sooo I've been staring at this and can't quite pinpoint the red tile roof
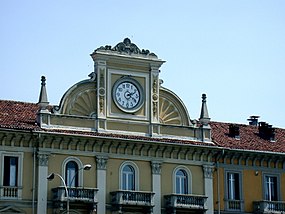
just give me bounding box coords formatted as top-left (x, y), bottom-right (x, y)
top-left (0, 100), bottom-right (39, 130)
top-left (1, 100), bottom-right (285, 154)
top-left (210, 121), bottom-right (285, 153)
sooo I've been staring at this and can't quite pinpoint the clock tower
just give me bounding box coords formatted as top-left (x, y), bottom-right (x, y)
top-left (90, 38), bottom-right (165, 135)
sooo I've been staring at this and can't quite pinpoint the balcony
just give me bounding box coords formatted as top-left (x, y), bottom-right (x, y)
top-left (51, 186), bottom-right (98, 210)
top-left (253, 200), bottom-right (285, 213)
top-left (0, 186), bottom-right (22, 199)
top-left (110, 190), bottom-right (155, 213)
top-left (225, 199), bottom-right (244, 211)
top-left (164, 194), bottom-right (207, 213)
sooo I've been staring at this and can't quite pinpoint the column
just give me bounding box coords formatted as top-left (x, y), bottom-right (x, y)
top-left (37, 152), bottom-right (50, 214)
top-left (203, 165), bottom-right (215, 214)
top-left (151, 161), bottom-right (162, 214)
top-left (96, 156), bottom-right (108, 214)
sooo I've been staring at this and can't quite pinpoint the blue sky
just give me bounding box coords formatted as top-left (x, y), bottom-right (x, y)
top-left (1, 0), bottom-right (285, 128)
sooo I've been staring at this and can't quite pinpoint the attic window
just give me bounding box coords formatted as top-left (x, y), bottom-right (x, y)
top-left (229, 124), bottom-right (240, 139)
top-left (258, 122), bottom-right (275, 142)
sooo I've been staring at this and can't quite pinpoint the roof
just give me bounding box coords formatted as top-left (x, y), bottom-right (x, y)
top-left (1, 100), bottom-right (285, 154)
top-left (0, 100), bottom-right (39, 130)
top-left (210, 121), bottom-right (285, 153)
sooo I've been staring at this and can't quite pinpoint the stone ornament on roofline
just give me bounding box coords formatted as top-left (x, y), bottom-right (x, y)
top-left (94, 38), bottom-right (157, 58)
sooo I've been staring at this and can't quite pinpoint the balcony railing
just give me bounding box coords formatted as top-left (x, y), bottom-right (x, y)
top-left (164, 194), bottom-right (207, 211)
top-left (225, 199), bottom-right (244, 211)
top-left (0, 186), bottom-right (21, 199)
top-left (110, 190), bottom-right (155, 207)
top-left (51, 186), bottom-right (98, 203)
top-left (254, 200), bottom-right (285, 213)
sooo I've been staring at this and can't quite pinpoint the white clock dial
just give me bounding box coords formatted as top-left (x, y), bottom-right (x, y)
top-left (113, 78), bottom-right (144, 113)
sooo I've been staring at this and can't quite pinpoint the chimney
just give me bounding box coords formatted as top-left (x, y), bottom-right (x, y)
top-left (258, 122), bottom-right (275, 141)
top-left (229, 124), bottom-right (240, 139)
top-left (248, 116), bottom-right (259, 126)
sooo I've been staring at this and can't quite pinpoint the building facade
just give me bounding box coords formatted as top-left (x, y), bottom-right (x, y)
top-left (0, 38), bottom-right (285, 214)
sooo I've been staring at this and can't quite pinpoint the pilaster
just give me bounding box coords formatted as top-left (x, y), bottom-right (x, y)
top-left (151, 161), bottom-right (162, 214)
top-left (37, 151), bottom-right (50, 214)
top-left (96, 155), bottom-right (108, 214)
top-left (203, 164), bottom-right (214, 214)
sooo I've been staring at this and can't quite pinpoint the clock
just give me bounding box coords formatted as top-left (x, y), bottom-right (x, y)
top-left (112, 77), bottom-right (144, 113)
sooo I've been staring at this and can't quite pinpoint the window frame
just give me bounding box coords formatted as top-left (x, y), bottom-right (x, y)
top-left (119, 161), bottom-right (139, 191)
top-left (62, 157), bottom-right (84, 188)
top-left (263, 173), bottom-right (280, 201)
top-left (224, 169), bottom-right (243, 211)
top-left (0, 152), bottom-right (23, 199)
top-left (172, 166), bottom-right (192, 195)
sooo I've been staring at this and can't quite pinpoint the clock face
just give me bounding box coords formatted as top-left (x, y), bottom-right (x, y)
top-left (113, 77), bottom-right (144, 113)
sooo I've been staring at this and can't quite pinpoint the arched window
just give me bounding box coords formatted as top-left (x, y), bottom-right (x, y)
top-left (173, 166), bottom-right (191, 195)
top-left (176, 169), bottom-right (188, 194)
top-left (122, 165), bottom-right (135, 190)
top-left (119, 161), bottom-right (139, 191)
top-left (65, 161), bottom-right (79, 187)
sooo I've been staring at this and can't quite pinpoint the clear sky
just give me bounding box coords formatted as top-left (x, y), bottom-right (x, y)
top-left (1, 1), bottom-right (285, 128)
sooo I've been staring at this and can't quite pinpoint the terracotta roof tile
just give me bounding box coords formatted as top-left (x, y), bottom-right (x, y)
top-left (1, 100), bottom-right (285, 154)
top-left (0, 100), bottom-right (39, 130)
top-left (210, 121), bottom-right (285, 153)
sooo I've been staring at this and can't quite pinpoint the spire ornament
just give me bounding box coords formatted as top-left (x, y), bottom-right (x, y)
top-left (199, 94), bottom-right (210, 126)
top-left (38, 76), bottom-right (49, 110)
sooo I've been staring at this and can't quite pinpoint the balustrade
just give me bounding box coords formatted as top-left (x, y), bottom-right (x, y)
top-left (52, 187), bottom-right (98, 203)
top-left (165, 194), bottom-right (207, 210)
top-left (111, 190), bottom-right (154, 206)
top-left (254, 200), bottom-right (285, 213)
top-left (0, 186), bottom-right (19, 198)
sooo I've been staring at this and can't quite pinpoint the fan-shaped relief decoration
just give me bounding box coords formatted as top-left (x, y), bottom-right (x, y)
top-left (159, 97), bottom-right (182, 125)
top-left (68, 89), bottom-right (97, 117)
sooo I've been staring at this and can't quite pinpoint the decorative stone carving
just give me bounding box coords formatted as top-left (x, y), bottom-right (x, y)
top-left (94, 38), bottom-right (157, 57)
top-left (151, 161), bottom-right (162, 174)
top-left (68, 89), bottom-right (97, 116)
top-left (96, 156), bottom-right (108, 170)
top-left (37, 152), bottom-right (50, 166)
top-left (159, 97), bottom-right (182, 125)
top-left (203, 165), bottom-right (214, 179)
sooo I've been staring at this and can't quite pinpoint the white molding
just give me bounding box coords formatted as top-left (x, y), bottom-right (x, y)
top-left (172, 165), bottom-right (192, 194)
top-left (62, 156), bottom-right (84, 187)
top-left (119, 161), bottom-right (140, 191)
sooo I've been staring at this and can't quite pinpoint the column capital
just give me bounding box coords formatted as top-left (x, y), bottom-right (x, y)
top-left (37, 152), bottom-right (50, 166)
top-left (203, 164), bottom-right (214, 179)
top-left (96, 155), bottom-right (108, 170)
top-left (151, 161), bottom-right (162, 175)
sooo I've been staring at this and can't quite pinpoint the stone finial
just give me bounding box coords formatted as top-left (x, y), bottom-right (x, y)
top-left (38, 76), bottom-right (49, 110)
top-left (199, 94), bottom-right (210, 126)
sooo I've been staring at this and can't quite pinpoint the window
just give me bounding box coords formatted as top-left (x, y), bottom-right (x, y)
top-left (62, 157), bottom-right (84, 187)
top-left (119, 161), bottom-right (139, 191)
top-left (0, 152), bottom-right (23, 199)
top-left (65, 161), bottom-right (79, 187)
top-left (265, 176), bottom-right (278, 201)
top-left (176, 169), bottom-right (188, 194)
top-left (227, 172), bottom-right (240, 200)
top-left (122, 165), bottom-right (135, 190)
top-left (3, 156), bottom-right (18, 187)
top-left (173, 166), bottom-right (191, 194)
top-left (225, 171), bottom-right (243, 211)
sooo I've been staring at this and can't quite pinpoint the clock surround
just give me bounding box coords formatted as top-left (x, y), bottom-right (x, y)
top-left (112, 76), bottom-right (144, 113)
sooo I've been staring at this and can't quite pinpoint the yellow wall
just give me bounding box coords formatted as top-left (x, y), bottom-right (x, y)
top-left (22, 151), bottom-right (34, 199)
